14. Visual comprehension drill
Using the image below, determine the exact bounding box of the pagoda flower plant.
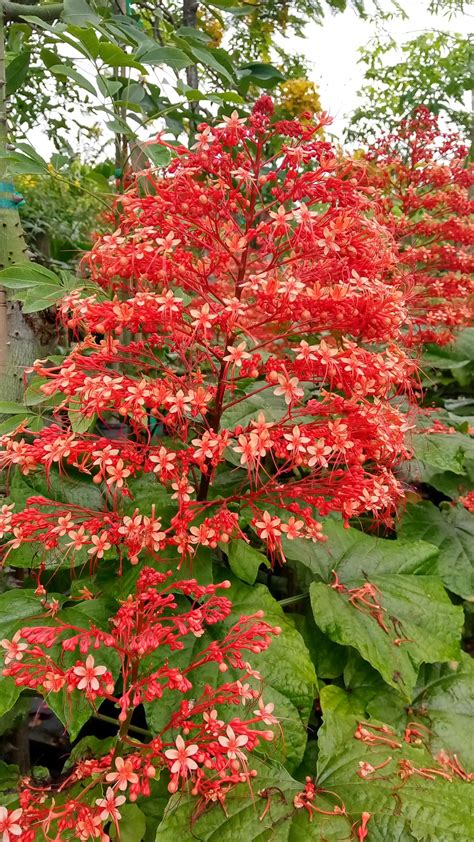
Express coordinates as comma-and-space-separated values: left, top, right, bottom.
0, 98, 428, 841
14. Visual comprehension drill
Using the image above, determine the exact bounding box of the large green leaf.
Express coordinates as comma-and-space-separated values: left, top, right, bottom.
366, 654, 474, 769
0, 589, 56, 715
40, 600, 120, 740
316, 686, 474, 842
155, 688, 473, 842
145, 579, 316, 772
411, 432, 466, 475
283, 520, 462, 698
138, 46, 193, 71
110, 804, 146, 842
124, 474, 175, 524
50, 64, 97, 97
62, 0, 99, 26
6, 50, 31, 97
220, 388, 285, 429
224, 580, 317, 771
154, 757, 352, 841
398, 501, 474, 599
227, 539, 268, 584
9, 466, 103, 511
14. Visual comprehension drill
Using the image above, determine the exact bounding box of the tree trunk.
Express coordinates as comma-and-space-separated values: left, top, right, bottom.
182, 0, 199, 91
0, 10, 57, 401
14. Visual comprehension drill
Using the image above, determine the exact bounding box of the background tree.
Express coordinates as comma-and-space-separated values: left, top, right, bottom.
347, 30, 472, 142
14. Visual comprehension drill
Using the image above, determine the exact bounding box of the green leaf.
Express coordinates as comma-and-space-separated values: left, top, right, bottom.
96, 77, 123, 98
282, 517, 439, 579
189, 45, 235, 83
411, 433, 465, 475
22, 285, 67, 313
227, 539, 268, 584
50, 64, 96, 96
98, 43, 145, 71
67, 25, 100, 58
316, 688, 474, 841
0, 263, 60, 289
65, 735, 117, 769
9, 465, 103, 512
62, 0, 99, 26
24, 376, 52, 406
0, 402, 29, 414
0, 679, 21, 719
154, 757, 352, 840
133, 141, 171, 168
220, 388, 286, 429
291, 612, 346, 680
175, 26, 213, 44
399, 501, 474, 599
110, 804, 146, 842
366, 654, 474, 769
0, 762, 20, 792
0, 153, 45, 175
139, 47, 193, 71
125, 474, 175, 525
0, 590, 49, 716
68, 409, 96, 433
310, 575, 462, 699
220, 580, 317, 771
146, 580, 316, 772
0, 414, 31, 435
46, 602, 120, 739
6, 50, 31, 97
283, 520, 462, 698
238, 62, 285, 89
0, 589, 47, 635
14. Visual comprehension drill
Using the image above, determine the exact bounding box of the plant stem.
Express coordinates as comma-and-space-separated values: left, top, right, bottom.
93, 712, 151, 738
278, 592, 309, 607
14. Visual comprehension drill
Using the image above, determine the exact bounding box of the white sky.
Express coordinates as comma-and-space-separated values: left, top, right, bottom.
28, 0, 472, 159
289, 0, 472, 138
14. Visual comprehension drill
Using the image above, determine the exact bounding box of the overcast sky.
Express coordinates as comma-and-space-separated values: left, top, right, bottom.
288, 1, 472, 138
28, 1, 472, 158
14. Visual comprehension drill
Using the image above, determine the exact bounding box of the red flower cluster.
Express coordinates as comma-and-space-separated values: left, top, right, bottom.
1, 568, 279, 840
0, 102, 416, 580
360, 106, 474, 346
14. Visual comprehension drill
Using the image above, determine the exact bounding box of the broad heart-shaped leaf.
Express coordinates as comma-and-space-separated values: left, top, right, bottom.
145, 579, 316, 772
0, 589, 49, 716
316, 686, 474, 842
6, 467, 104, 569
398, 501, 474, 599
283, 520, 463, 699
9, 465, 103, 511
38, 600, 121, 740
411, 432, 468, 475
0, 595, 118, 741
124, 474, 176, 525
362, 654, 474, 769
227, 538, 269, 584
110, 804, 146, 842
282, 518, 440, 580
154, 757, 353, 841
220, 387, 287, 429
225, 580, 317, 771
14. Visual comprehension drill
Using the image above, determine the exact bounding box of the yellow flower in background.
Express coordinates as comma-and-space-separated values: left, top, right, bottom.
279, 78, 322, 119
17, 175, 38, 189
197, 10, 224, 48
